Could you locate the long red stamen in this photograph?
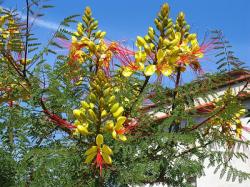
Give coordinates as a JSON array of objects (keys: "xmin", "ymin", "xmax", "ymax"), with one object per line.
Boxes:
[
  {"xmin": 105, "ymin": 40, "xmax": 135, "ymax": 67},
  {"xmin": 116, "ymin": 128, "xmax": 126, "ymax": 135},
  {"xmin": 43, "ymin": 110, "xmax": 76, "ymax": 129},
  {"xmin": 95, "ymin": 149, "xmax": 103, "ymax": 176}
]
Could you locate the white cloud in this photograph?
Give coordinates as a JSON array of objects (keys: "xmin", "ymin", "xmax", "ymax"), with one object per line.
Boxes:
[
  {"xmin": 3, "ymin": 6, "xmax": 74, "ymax": 32},
  {"xmin": 19, "ymin": 13, "xmax": 60, "ymax": 31}
]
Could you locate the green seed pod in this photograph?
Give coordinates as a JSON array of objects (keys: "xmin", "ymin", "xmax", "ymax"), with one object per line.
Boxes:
[
  {"xmin": 154, "ymin": 19, "xmax": 159, "ymax": 28},
  {"xmin": 167, "ymin": 21, "xmax": 173, "ymax": 29},
  {"xmin": 163, "ymin": 39, "xmax": 170, "ymax": 46}
]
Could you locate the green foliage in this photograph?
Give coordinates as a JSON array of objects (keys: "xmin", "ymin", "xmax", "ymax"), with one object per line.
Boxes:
[{"xmin": 0, "ymin": 149, "xmax": 17, "ymax": 187}]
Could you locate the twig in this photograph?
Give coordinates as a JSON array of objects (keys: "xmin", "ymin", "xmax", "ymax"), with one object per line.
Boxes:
[{"xmin": 23, "ymin": 0, "xmax": 30, "ymax": 78}]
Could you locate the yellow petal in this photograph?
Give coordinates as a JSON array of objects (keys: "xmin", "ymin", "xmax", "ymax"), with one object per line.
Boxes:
[
  {"xmin": 72, "ymin": 36, "xmax": 77, "ymax": 43},
  {"xmin": 84, "ymin": 152, "xmax": 97, "ymax": 164},
  {"xmin": 89, "ymin": 103, "xmax": 95, "ymax": 109},
  {"xmin": 115, "ymin": 116, "xmax": 126, "ymax": 128},
  {"xmin": 85, "ymin": 146, "xmax": 97, "ymax": 155},
  {"xmin": 77, "ymin": 125, "xmax": 89, "ymax": 135},
  {"xmin": 105, "ymin": 120, "xmax": 114, "ymax": 131},
  {"xmin": 195, "ymin": 52, "xmax": 204, "ymax": 58},
  {"xmin": 96, "ymin": 134, "xmax": 103, "ymax": 146},
  {"xmin": 102, "ymin": 145, "xmax": 113, "ymax": 155},
  {"xmin": 102, "ymin": 153, "xmax": 112, "ymax": 164},
  {"xmin": 110, "ymin": 103, "xmax": 120, "ymax": 113},
  {"xmin": 239, "ymin": 109, "xmax": 246, "ymax": 115},
  {"xmin": 144, "ymin": 65, "xmax": 156, "ymax": 76},
  {"xmin": 122, "ymin": 67, "xmax": 133, "ymax": 77},
  {"xmin": 138, "ymin": 62, "xmax": 145, "ymax": 70},
  {"xmin": 157, "ymin": 49, "xmax": 165, "ymax": 62},
  {"xmin": 161, "ymin": 68, "xmax": 173, "ymax": 77},
  {"xmin": 112, "ymin": 130, "xmax": 117, "ymax": 139},
  {"xmin": 81, "ymin": 101, "xmax": 89, "ymax": 109},
  {"xmin": 119, "ymin": 134, "xmax": 127, "ymax": 141},
  {"xmin": 73, "ymin": 109, "xmax": 82, "ymax": 119},
  {"xmin": 74, "ymin": 120, "xmax": 81, "ymax": 127}
]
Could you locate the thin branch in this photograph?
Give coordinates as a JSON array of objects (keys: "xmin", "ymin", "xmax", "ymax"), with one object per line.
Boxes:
[{"xmin": 23, "ymin": 0, "xmax": 30, "ymax": 78}]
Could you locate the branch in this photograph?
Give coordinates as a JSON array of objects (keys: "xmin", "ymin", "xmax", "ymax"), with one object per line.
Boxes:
[
  {"xmin": 23, "ymin": 0, "xmax": 30, "ymax": 78},
  {"xmin": 187, "ymin": 81, "xmax": 249, "ymax": 132}
]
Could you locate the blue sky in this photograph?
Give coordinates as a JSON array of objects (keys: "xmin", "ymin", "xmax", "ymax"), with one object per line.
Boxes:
[{"xmin": 3, "ymin": 0, "xmax": 250, "ymax": 77}]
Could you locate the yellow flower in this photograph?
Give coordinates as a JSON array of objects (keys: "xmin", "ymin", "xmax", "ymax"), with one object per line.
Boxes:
[
  {"xmin": 105, "ymin": 116, "xmax": 127, "ymax": 141},
  {"xmin": 84, "ymin": 134, "xmax": 113, "ymax": 175},
  {"xmin": 144, "ymin": 65, "xmax": 156, "ymax": 76}
]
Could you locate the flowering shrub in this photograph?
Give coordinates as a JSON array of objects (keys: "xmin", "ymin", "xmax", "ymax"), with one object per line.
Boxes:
[{"xmin": 0, "ymin": 2, "xmax": 249, "ymax": 186}]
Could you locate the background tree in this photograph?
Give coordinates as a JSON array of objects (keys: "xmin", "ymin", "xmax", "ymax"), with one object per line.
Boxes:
[{"xmin": 0, "ymin": 1, "xmax": 249, "ymax": 186}]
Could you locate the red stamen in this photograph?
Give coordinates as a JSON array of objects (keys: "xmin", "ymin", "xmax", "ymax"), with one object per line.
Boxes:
[
  {"xmin": 123, "ymin": 118, "xmax": 139, "ymax": 133},
  {"xmin": 95, "ymin": 149, "xmax": 103, "ymax": 176},
  {"xmin": 43, "ymin": 110, "xmax": 76, "ymax": 129},
  {"xmin": 105, "ymin": 40, "xmax": 135, "ymax": 67},
  {"xmin": 116, "ymin": 128, "xmax": 126, "ymax": 135}
]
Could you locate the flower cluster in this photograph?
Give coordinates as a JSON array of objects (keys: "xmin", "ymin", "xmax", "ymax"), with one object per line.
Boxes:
[
  {"xmin": 210, "ymin": 89, "xmax": 247, "ymax": 143},
  {"xmin": 121, "ymin": 3, "xmax": 207, "ymax": 78},
  {"xmin": 72, "ymin": 70, "xmax": 128, "ymax": 175}
]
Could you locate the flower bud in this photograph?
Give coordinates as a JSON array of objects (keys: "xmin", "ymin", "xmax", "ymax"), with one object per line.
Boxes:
[
  {"xmin": 100, "ymin": 31, "xmax": 106, "ymax": 38},
  {"xmin": 110, "ymin": 103, "xmax": 119, "ymax": 113},
  {"xmin": 104, "ymin": 87, "xmax": 111, "ymax": 97},
  {"xmin": 73, "ymin": 109, "xmax": 83, "ymax": 119},
  {"xmin": 81, "ymin": 101, "xmax": 90, "ymax": 109},
  {"xmin": 113, "ymin": 106, "xmax": 124, "ymax": 118},
  {"xmin": 101, "ymin": 110, "xmax": 108, "ymax": 117},
  {"xmin": 88, "ymin": 109, "xmax": 97, "ymax": 121},
  {"xmin": 137, "ymin": 36, "xmax": 147, "ymax": 46},
  {"xmin": 108, "ymin": 95, "xmax": 116, "ymax": 103}
]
